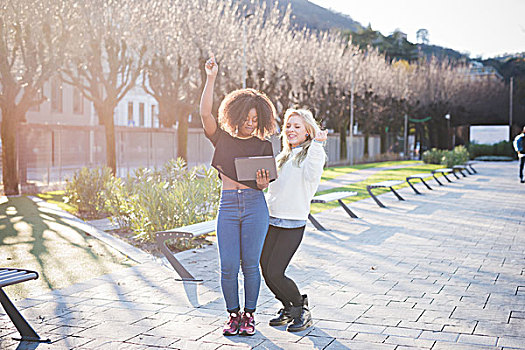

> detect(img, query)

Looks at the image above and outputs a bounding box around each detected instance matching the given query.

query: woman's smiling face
[238,108,258,137]
[285,114,308,147]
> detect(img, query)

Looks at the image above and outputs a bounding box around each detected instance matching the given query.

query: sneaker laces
[242,312,254,329]
[227,312,239,324]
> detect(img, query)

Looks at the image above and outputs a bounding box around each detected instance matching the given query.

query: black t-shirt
[205,127,274,190]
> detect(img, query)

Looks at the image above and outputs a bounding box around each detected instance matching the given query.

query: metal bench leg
[469,165,477,174]
[0,289,50,343]
[433,174,444,186]
[459,169,467,177]
[156,232,203,282]
[464,167,473,175]
[443,173,453,182]
[337,199,358,218]
[390,187,405,201]
[367,186,386,208]
[420,178,433,190]
[308,213,328,231]
[406,179,421,194]
[451,171,460,180]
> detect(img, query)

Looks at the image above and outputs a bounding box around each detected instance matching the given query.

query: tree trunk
[175,102,194,162]
[177,116,188,161]
[364,132,369,158]
[95,104,118,175]
[380,129,387,154]
[104,121,117,175]
[339,123,347,161]
[0,110,20,195]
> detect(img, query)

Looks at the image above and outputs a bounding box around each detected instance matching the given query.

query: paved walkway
[1,161,524,349]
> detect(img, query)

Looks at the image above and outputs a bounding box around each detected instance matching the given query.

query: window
[51,78,63,113]
[29,89,43,112]
[127,102,134,126]
[139,102,145,126]
[151,105,158,127]
[73,88,84,114]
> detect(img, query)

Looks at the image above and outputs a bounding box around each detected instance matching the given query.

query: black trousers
[260,225,305,307]
[520,157,525,179]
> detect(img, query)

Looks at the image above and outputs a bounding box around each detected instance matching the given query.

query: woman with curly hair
[200,54,277,336]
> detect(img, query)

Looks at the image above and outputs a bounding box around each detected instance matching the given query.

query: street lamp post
[444,113,451,149]
[509,77,514,141]
[242,14,254,89]
[349,58,355,165]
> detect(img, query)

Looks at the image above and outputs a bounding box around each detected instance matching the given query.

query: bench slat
[407,173,432,179]
[369,180,403,188]
[162,220,216,237]
[432,168,453,173]
[0,269,38,288]
[0,274,38,288]
[311,191,357,203]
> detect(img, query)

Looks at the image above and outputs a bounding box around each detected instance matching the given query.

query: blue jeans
[216,189,269,312]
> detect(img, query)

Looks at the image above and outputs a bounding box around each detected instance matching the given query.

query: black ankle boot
[269,304,293,326]
[287,294,313,332]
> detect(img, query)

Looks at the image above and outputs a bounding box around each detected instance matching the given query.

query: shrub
[65,167,116,219]
[441,145,469,168]
[422,148,445,164]
[422,146,470,167]
[106,158,221,242]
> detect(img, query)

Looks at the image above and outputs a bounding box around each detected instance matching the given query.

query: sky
[309,0,525,59]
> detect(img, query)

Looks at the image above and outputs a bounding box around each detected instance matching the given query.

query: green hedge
[467,141,516,160]
[422,145,470,167]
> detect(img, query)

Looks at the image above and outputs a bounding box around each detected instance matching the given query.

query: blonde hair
[276,108,323,169]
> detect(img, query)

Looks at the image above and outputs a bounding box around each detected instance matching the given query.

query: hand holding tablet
[234,155,278,181]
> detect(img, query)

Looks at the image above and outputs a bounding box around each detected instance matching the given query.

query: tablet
[234,155,278,181]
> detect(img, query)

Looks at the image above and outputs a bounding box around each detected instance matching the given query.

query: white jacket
[266,142,326,220]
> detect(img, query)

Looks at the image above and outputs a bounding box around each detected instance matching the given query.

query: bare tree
[0,0,69,195]
[61,0,146,174]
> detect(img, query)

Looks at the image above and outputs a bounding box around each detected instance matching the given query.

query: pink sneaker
[239,312,256,336]
[223,312,241,336]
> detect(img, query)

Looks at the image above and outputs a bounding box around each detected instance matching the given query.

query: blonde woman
[260,108,327,332]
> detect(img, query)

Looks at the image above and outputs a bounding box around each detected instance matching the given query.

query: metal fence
[13,124,215,186]
[3,124,383,189]
[325,134,381,166]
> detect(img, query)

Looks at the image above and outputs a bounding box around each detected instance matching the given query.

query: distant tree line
[0,0,508,195]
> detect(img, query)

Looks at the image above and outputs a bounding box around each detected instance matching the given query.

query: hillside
[238,0,467,62]
[238,0,363,32]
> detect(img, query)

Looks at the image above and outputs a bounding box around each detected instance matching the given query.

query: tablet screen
[234,156,278,181]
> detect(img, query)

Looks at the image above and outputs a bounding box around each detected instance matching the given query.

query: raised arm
[200,55,218,136]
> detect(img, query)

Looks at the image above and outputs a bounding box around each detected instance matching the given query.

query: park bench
[431,168,455,186]
[308,191,358,231]
[0,268,50,343]
[452,165,468,177]
[405,173,433,194]
[366,180,405,208]
[465,161,477,174]
[156,220,217,282]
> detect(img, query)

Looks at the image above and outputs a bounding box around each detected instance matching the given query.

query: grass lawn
[312,162,443,213]
[35,190,76,214]
[320,160,423,182]
[0,195,136,300]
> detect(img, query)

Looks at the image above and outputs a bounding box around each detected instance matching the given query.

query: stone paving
[1,161,524,349]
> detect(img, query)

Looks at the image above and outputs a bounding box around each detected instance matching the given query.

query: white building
[22,76,159,128]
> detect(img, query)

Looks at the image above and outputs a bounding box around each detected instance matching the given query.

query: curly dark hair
[218,88,277,139]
